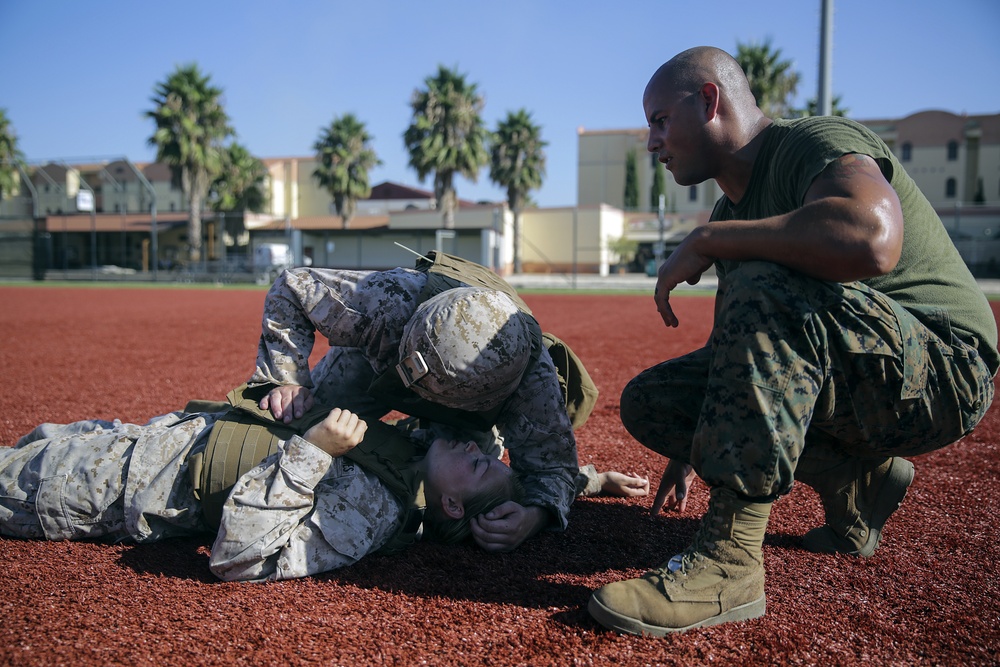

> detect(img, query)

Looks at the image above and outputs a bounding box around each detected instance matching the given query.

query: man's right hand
[651,459,697,514]
[260,384,315,423]
[470,503,548,553]
[302,408,367,458]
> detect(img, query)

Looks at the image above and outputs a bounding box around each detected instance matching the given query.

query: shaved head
[642,46,771,200]
[645,46,755,106]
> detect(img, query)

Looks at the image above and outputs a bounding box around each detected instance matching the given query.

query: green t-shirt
[711,116,999,374]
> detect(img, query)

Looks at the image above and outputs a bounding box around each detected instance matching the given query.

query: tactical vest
[189,383,427,555]
[367,250,599,431]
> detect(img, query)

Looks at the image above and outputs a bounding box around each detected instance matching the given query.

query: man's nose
[647,132,660,153]
[464,441,480,454]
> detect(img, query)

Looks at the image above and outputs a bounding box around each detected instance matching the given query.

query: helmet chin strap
[396,351,430,388]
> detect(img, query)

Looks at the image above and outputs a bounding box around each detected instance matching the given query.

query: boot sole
[587,594,766,636]
[802,457,915,557]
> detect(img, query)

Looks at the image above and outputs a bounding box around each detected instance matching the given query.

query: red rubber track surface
[0,286,997,666]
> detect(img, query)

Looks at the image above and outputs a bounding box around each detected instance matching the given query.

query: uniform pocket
[35,468,128,541]
[35,474,72,540]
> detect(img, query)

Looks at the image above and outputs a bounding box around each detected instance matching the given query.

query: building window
[947,140,958,161]
[901,142,912,162]
[688,185,698,202]
[946,178,957,199]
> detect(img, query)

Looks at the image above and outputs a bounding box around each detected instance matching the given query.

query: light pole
[817,0,834,116]
[122,159,157,280]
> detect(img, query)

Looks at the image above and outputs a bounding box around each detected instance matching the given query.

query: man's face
[643,82,711,187]
[423,437,512,502]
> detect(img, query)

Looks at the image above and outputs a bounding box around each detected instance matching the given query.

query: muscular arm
[696,154,903,280]
[654,153,903,327]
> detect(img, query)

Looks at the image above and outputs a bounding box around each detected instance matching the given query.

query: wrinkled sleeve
[251,267,425,387]
[575,464,602,497]
[495,351,579,531]
[208,435,404,582]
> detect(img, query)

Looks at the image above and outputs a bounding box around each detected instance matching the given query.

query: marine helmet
[396,287,532,412]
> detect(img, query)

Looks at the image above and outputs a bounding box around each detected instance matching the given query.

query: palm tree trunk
[513,209,523,274]
[189,201,202,263]
[442,195,455,229]
[187,170,207,263]
[436,172,456,229]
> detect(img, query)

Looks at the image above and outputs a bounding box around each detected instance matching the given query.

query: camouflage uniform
[252,267,579,529]
[0,414,405,581]
[621,261,995,499]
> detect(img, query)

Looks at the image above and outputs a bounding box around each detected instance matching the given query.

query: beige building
[864,111,1000,208]
[22,160,185,217]
[249,155,628,275]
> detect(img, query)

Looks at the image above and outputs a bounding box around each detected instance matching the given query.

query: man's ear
[440,494,465,520]
[700,82,721,121]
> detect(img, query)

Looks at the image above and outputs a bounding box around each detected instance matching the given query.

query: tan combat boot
[798,456,914,558]
[588,487,771,636]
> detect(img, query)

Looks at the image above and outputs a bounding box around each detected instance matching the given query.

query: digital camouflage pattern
[622,261,995,500]
[400,287,533,412]
[252,266,579,530]
[0,415,405,581]
[1,414,210,542]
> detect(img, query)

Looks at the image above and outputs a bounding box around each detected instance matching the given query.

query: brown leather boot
[588,487,771,635]
[798,456,914,558]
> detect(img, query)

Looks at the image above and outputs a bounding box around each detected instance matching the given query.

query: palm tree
[312,113,380,229]
[146,63,233,263]
[489,109,546,274]
[735,40,800,119]
[795,94,850,118]
[210,142,268,213]
[404,65,489,229]
[0,108,26,201]
[650,159,666,212]
[624,149,639,210]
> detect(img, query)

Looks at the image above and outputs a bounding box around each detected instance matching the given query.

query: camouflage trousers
[0,418,206,542]
[621,261,995,500]
[0,420,136,541]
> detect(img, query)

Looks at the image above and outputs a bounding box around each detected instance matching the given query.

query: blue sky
[1,0,998,208]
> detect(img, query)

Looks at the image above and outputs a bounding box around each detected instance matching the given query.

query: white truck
[253,243,293,282]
